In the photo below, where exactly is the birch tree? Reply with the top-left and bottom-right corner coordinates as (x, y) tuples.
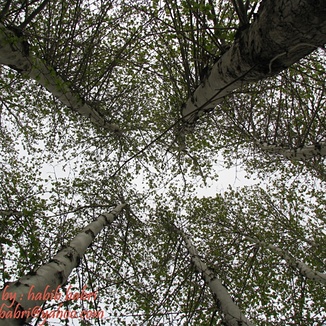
(0, 204), (126, 326)
(243, 235), (326, 285)
(181, 182), (325, 324)
(178, 0), (326, 125)
(0, 23), (121, 132)
(0, 0), (325, 325)
(172, 223), (254, 326)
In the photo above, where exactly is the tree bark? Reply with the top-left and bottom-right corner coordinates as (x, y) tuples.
(258, 141), (326, 160)
(182, 0), (326, 125)
(0, 204), (126, 326)
(244, 236), (326, 285)
(0, 24), (120, 133)
(176, 228), (254, 326)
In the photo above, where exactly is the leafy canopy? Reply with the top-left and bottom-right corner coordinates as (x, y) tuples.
(0, 0), (325, 325)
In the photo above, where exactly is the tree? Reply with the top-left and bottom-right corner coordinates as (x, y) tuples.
(0, 0), (325, 325)
(0, 204), (126, 326)
(171, 222), (254, 326)
(243, 235), (326, 285)
(180, 0), (326, 125)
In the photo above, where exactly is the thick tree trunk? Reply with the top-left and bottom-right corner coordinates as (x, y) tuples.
(244, 236), (326, 285)
(0, 24), (120, 133)
(182, 0), (326, 125)
(177, 228), (254, 326)
(0, 204), (126, 326)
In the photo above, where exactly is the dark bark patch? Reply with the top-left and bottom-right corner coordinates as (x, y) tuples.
(85, 228), (95, 240)
(57, 270), (64, 284)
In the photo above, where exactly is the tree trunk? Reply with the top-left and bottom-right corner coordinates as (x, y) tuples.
(182, 0), (326, 125)
(177, 228), (254, 326)
(0, 24), (120, 133)
(0, 204), (126, 326)
(257, 141), (326, 160)
(244, 236), (326, 285)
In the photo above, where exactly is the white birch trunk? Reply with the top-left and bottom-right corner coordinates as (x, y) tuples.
(0, 24), (120, 133)
(258, 141), (326, 160)
(244, 236), (326, 285)
(178, 230), (254, 326)
(182, 0), (326, 125)
(0, 204), (126, 326)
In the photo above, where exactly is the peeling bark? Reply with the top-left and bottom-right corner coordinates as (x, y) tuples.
(176, 228), (254, 326)
(0, 204), (126, 326)
(182, 0), (326, 125)
(245, 236), (326, 285)
(0, 24), (120, 133)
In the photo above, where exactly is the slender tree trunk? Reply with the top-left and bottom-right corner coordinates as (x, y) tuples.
(257, 141), (326, 160)
(176, 227), (254, 326)
(0, 24), (120, 133)
(182, 0), (326, 125)
(244, 236), (326, 285)
(0, 204), (126, 326)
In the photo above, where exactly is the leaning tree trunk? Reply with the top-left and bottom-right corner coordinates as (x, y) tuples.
(244, 236), (326, 285)
(0, 204), (126, 326)
(0, 24), (120, 133)
(175, 227), (254, 326)
(181, 0), (326, 125)
(257, 141), (326, 161)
